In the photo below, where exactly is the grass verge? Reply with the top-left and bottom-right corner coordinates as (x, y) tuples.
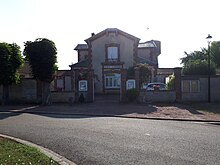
(0, 137), (59, 165)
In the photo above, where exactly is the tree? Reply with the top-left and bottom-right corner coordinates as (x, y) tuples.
(23, 38), (58, 105)
(180, 49), (207, 65)
(0, 42), (24, 104)
(180, 49), (216, 75)
(182, 60), (216, 75)
(211, 41), (220, 68)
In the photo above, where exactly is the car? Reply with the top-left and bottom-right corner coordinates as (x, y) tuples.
(142, 82), (166, 90)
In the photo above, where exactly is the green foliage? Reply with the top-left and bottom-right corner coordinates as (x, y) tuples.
(180, 49), (216, 75)
(126, 88), (139, 102)
(23, 38), (58, 82)
(0, 138), (59, 165)
(166, 74), (175, 90)
(180, 49), (207, 65)
(0, 42), (23, 86)
(211, 41), (220, 67)
(182, 60), (216, 75)
(135, 63), (151, 85)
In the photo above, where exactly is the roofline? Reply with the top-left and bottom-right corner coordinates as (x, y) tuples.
(85, 28), (140, 43)
(74, 44), (88, 50)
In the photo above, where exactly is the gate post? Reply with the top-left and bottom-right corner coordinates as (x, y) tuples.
(135, 68), (140, 91)
(87, 69), (94, 102)
(174, 67), (182, 102)
(120, 69), (127, 102)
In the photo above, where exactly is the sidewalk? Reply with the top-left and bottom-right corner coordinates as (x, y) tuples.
(1, 101), (220, 122)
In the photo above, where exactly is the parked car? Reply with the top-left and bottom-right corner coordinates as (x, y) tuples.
(142, 82), (167, 90)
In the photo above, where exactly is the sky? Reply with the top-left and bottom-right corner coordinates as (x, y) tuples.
(1, 0), (220, 69)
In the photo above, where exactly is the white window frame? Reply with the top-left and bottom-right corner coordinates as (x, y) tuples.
(107, 47), (118, 61)
(105, 73), (121, 89)
(79, 80), (88, 91)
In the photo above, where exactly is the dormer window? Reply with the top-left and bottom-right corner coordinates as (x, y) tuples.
(106, 44), (120, 62)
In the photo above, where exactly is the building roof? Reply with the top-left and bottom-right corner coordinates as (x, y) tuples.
(74, 44), (88, 50)
(157, 68), (174, 75)
(138, 40), (157, 48)
(55, 70), (72, 77)
(85, 28), (140, 43)
(137, 56), (157, 66)
(138, 40), (161, 55)
(69, 59), (89, 69)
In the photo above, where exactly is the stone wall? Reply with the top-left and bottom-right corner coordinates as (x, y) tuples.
(51, 92), (75, 103)
(139, 90), (176, 103)
(0, 79), (37, 103)
(182, 76), (220, 102)
(0, 78), (76, 103)
(91, 33), (135, 93)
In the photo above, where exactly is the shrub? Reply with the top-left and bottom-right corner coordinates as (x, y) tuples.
(126, 88), (139, 102)
(78, 93), (85, 103)
(166, 74), (175, 90)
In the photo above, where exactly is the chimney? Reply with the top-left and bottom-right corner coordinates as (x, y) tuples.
(91, 33), (95, 36)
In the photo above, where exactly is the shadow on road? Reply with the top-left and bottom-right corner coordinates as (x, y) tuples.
(0, 112), (21, 120)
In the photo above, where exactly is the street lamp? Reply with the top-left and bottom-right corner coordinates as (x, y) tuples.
(206, 34), (212, 103)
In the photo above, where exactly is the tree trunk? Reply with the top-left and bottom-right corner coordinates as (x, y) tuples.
(41, 81), (51, 105)
(2, 85), (9, 105)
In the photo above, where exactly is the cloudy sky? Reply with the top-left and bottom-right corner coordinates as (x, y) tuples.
(1, 0), (220, 69)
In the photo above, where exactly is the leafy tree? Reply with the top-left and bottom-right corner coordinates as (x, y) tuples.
(211, 41), (220, 67)
(182, 60), (216, 75)
(180, 49), (207, 65)
(180, 49), (216, 75)
(23, 38), (58, 105)
(0, 42), (24, 104)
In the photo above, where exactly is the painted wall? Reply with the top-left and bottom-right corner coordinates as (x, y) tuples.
(137, 48), (158, 64)
(91, 33), (135, 93)
(0, 78), (75, 103)
(78, 50), (88, 61)
(139, 90), (176, 103)
(182, 77), (220, 102)
(0, 79), (37, 102)
(51, 92), (74, 103)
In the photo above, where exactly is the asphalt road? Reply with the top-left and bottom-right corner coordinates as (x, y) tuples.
(0, 111), (220, 165)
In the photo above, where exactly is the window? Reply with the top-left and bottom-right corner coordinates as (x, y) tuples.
(182, 80), (190, 92)
(107, 47), (118, 61)
(182, 80), (200, 92)
(191, 80), (199, 92)
(105, 44), (120, 62)
(105, 73), (121, 88)
(56, 79), (64, 91)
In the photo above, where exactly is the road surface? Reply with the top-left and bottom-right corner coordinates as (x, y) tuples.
(0, 111), (219, 165)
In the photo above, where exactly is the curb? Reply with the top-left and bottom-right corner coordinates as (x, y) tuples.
(0, 134), (76, 165)
(2, 110), (220, 123)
